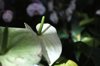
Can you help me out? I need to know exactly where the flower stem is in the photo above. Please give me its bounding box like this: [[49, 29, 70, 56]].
[[0, 27, 8, 55], [38, 16, 45, 35]]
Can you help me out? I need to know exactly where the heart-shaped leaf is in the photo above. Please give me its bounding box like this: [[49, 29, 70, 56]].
[[0, 26, 42, 66]]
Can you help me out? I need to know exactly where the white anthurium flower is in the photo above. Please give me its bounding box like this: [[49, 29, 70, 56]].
[[36, 23, 62, 66], [25, 23, 62, 66], [24, 16, 62, 66], [26, 3, 46, 17], [50, 11, 58, 24], [2, 10, 13, 23], [0, 26, 42, 66]]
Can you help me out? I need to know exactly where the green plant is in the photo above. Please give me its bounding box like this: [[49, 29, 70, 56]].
[[0, 16, 62, 66], [54, 60, 78, 66]]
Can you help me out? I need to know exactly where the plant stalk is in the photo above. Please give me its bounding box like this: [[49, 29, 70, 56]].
[[1, 27, 8, 55], [38, 16, 45, 35]]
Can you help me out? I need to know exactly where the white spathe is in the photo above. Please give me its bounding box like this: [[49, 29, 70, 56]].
[[36, 23, 62, 66]]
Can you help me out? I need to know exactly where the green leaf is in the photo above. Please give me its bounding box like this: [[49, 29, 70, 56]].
[[36, 23, 62, 66], [54, 60, 78, 66], [81, 33, 94, 47], [71, 19, 84, 42], [79, 18, 94, 26], [65, 60, 78, 66], [71, 27, 84, 42], [54, 63, 65, 66], [58, 30, 69, 39], [0, 26, 42, 66], [81, 37, 93, 46]]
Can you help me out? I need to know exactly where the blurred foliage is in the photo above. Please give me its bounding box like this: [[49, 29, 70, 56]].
[[54, 60, 78, 66]]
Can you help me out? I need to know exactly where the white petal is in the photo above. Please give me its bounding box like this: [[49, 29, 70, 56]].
[[36, 23, 62, 66]]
